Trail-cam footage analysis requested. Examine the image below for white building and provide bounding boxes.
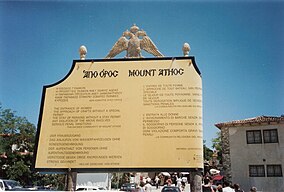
[76,173,109,189]
[215,116,284,192]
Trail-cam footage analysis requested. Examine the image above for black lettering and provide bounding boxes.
[158,68,184,76]
[129,69,156,77]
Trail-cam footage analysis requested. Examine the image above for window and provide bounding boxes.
[263,129,278,143]
[249,165,265,177]
[247,130,262,144]
[267,165,283,177]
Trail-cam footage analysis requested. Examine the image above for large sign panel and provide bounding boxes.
[34,57,203,170]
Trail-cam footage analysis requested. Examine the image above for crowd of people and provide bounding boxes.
[137,173,258,192]
[136,173,188,192]
[157,173,188,191]
[202,177,257,192]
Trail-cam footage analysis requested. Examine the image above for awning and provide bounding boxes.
[213,174,223,181]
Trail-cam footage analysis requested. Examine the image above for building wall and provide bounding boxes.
[76,173,109,189]
[221,127,232,181]
[228,123,284,192]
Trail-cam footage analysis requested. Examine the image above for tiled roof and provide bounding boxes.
[215,115,284,129]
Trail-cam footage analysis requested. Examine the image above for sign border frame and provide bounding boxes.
[33,56,202,173]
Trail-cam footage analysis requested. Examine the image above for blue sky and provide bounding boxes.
[0,0,283,148]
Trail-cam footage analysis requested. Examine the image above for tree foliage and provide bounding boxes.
[0,103,65,189]
[212,131,222,161]
[203,140,213,161]
[212,131,222,151]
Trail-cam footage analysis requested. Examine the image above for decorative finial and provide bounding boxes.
[105,24,163,59]
[130,24,139,34]
[79,45,87,60]
[182,43,190,57]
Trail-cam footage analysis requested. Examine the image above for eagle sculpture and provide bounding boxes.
[105,24,164,59]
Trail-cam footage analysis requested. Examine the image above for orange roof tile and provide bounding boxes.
[215,115,284,129]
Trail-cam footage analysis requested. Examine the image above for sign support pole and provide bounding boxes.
[189,170,202,192]
[66,46,86,191]
[66,168,77,191]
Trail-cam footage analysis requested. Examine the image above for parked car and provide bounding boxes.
[120,183,137,192]
[76,186,106,191]
[161,186,181,192]
[0,179,23,191]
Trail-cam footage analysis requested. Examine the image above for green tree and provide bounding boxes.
[203,140,213,161]
[0,104,35,184]
[212,131,222,161]
[0,104,65,189]
[203,140,213,175]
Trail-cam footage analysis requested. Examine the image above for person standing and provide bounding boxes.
[176,177,182,189]
[222,181,234,192]
[154,176,159,189]
[249,187,257,192]
[166,177,172,186]
[233,184,244,192]
[144,181,152,192]
[136,183,144,192]
[202,178,214,192]
[216,184,223,192]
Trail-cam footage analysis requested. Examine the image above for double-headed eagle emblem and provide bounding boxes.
[105,24,164,59]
